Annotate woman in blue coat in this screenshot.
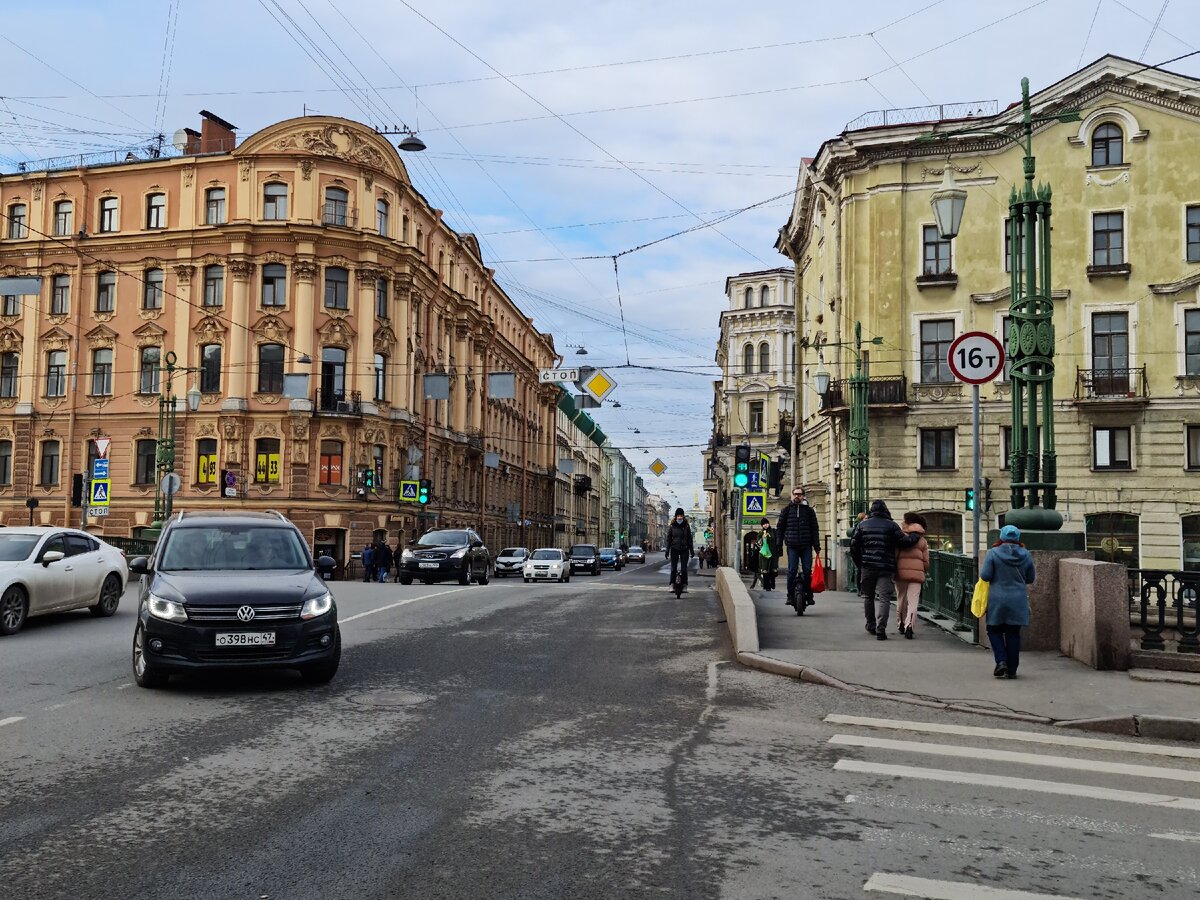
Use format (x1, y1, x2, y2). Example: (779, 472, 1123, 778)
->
(980, 524, 1036, 679)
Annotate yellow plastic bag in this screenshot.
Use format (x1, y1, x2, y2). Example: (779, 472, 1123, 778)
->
(970, 579, 989, 618)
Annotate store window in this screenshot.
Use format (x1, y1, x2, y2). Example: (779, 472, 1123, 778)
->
(1086, 512, 1139, 567)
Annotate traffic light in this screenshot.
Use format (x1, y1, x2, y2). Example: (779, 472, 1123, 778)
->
(71, 473, 84, 508)
(964, 487, 976, 511)
(363, 467, 376, 491)
(983, 477, 993, 512)
(418, 478, 431, 505)
(733, 444, 751, 488)
(767, 459, 782, 494)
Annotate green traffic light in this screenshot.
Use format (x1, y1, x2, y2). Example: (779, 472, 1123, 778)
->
(733, 472, 749, 488)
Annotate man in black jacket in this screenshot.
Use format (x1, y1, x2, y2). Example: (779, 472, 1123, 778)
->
(666, 507, 694, 589)
(850, 499, 921, 640)
(776, 486, 820, 612)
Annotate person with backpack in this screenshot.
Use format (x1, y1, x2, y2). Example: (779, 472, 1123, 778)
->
(894, 512, 930, 639)
(980, 524, 1036, 678)
(850, 499, 921, 640)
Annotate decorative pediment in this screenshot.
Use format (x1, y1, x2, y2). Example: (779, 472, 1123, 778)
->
(969, 287, 1070, 305)
(141, 256, 164, 270)
(132, 321, 167, 348)
(197, 253, 227, 268)
(251, 313, 291, 344)
(39, 326, 72, 351)
(0, 328, 20, 353)
(253, 420, 281, 438)
(260, 251, 287, 264)
(195, 315, 228, 344)
(84, 324, 119, 350)
(1150, 272, 1200, 297)
(267, 124, 387, 173)
(373, 323, 396, 352)
(321, 254, 354, 270)
(317, 317, 356, 348)
(460, 233, 483, 262)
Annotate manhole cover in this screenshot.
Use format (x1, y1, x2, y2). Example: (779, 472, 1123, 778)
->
(348, 690, 430, 708)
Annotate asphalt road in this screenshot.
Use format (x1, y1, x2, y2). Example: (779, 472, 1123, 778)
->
(2, 560, 1199, 899)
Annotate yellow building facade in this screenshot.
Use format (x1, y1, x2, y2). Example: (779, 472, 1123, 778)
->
(778, 55, 1200, 569)
(0, 113, 561, 570)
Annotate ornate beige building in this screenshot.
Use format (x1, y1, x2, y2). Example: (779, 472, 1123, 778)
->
(0, 112, 561, 570)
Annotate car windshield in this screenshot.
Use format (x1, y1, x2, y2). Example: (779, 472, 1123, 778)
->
(418, 530, 469, 547)
(499, 548, 526, 558)
(158, 526, 310, 571)
(530, 549, 561, 560)
(0, 534, 40, 561)
(570, 546, 595, 557)
(600, 549, 617, 556)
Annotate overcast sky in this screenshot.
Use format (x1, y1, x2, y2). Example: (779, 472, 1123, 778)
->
(2, 0, 1196, 512)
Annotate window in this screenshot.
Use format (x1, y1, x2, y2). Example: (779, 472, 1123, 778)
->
(1187, 310, 1200, 376)
(0, 440, 10, 485)
(742, 343, 754, 374)
(1085, 512, 1139, 567)
(263, 182, 288, 220)
(134, 439, 157, 484)
(922, 225, 952, 275)
(1, 295, 15, 316)
(205, 187, 226, 225)
(139, 346, 160, 394)
(320, 347, 346, 401)
(1093, 426, 1132, 470)
(7, 203, 27, 239)
(45, 350, 66, 396)
(98, 197, 118, 232)
(323, 187, 349, 226)
(760, 285, 770, 307)
(39, 440, 60, 485)
(145, 192, 166, 229)
(261, 263, 286, 307)
(1091, 123, 1123, 167)
(375, 277, 388, 318)
(203, 264, 224, 307)
(919, 428, 956, 470)
(200, 343, 222, 393)
(758, 342, 770, 374)
(257, 343, 284, 394)
(51, 275, 70, 315)
(1187, 427, 1200, 471)
(1091, 311, 1130, 394)
(53, 200, 72, 236)
(0, 351, 16, 398)
(96, 271, 117, 312)
(748, 400, 764, 434)
(1183, 514, 1200, 571)
(919, 511, 963, 554)
(1188, 206, 1200, 263)
(319, 439, 343, 485)
(1092, 212, 1124, 266)
(376, 198, 389, 236)
(196, 438, 218, 484)
(254, 438, 281, 483)
(141, 267, 164, 310)
(90, 348, 113, 396)
(373, 353, 386, 402)
(744, 287, 753, 308)
(920, 319, 954, 383)
(373, 443, 385, 490)
(401, 213, 409, 243)
(324, 266, 348, 309)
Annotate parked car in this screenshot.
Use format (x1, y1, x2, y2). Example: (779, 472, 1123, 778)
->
(0, 528, 129, 636)
(599, 547, 624, 570)
(127, 511, 339, 688)
(626, 547, 646, 564)
(523, 548, 568, 583)
(568, 544, 601, 576)
(398, 528, 490, 585)
(494, 547, 529, 578)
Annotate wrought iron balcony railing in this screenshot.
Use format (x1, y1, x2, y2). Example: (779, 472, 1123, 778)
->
(821, 375, 908, 411)
(314, 389, 363, 417)
(1074, 366, 1148, 401)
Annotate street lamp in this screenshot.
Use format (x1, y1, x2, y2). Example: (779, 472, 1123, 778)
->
(150, 350, 204, 530)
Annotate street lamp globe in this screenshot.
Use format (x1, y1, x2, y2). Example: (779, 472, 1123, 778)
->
(185, 387, 202, 412)
(813, 370, 831, 396)
(930, 164, 967, 240)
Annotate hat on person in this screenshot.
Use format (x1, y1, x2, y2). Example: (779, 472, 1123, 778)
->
(760, 517, 770, 526)
(999, 524, 1021, 542)
(674, 507, 685, 517)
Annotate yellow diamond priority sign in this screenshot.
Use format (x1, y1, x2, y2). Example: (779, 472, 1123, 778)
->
(581, 368, 617, 403)
(649, 458, 667, 477)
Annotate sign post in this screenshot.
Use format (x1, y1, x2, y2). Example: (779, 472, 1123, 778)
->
(947, 331, 1006, 564)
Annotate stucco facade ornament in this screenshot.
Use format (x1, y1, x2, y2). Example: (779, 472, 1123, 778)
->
(299, 159, 314, 180)
(1086, 169, 1130, 187)
(182, 164, 194, 187)
(201, 393, 221, 406)
(195, 315, 227, 343)
(138, 306, 165, 321)
(356, 266, 383, 284)
(239, 159, 252, 182)
(913, 383, 964, 402)
(251, 313, 291, 344)
(0, 328, 19, 352)
(373, 323, 396, 353)
(253, 420, 281, 438)
(173, 264, 195, 283)
(261, 251, 286, 264)
(42, 396, 64, 410)
(197, 421, 217, 438)
(320, 423, 346, 440)
(32, 181, 42, 200)
(93, 310, 115, 325)
(1176, 375, 1200, 397)
(276, 124, 388, 172)
(253, 392, 283, 405)
(362, 169, 374, 189)
(0, 425, 11, 438)
(85, 324, 118, 350)
(317, 317, 356, 348)
(292, 258, 318, 281)
(135, 393, 158, 408)
(229, 258, 255, 280)
(40, 327, 71, 352)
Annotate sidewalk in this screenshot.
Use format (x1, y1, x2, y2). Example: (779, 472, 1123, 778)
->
(745, 581, 1200, 738)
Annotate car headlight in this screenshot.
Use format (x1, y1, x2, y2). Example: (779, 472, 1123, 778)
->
(449, 547, 468, 559)
(147, 593, 187, 623)
(401, 548, 414, 561)
(301, 592, 334, 620)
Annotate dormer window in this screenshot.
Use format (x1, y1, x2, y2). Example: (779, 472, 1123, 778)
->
(1091, 123, 1123, 167)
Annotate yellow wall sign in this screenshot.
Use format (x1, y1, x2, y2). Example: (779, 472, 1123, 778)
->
(255, 452, 281, 484)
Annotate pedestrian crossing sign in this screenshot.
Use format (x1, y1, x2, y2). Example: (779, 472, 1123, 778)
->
(742, 490, 765, 517)
(89, 479, 111, 507)
(399, 480, 419, 502)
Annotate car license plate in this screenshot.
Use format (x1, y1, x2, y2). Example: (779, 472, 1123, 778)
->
(419, 562, 440, 568)
(215, 632, 275, 647)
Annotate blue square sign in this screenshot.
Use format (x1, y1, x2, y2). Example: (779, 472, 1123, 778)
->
(92, 459, 109, 479)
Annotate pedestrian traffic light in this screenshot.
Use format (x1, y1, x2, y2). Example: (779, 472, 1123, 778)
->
(363, 467, 376, 491)
(983, 477, 993, 512)
(733, 444, 751, 488)
(964, 487, 976, 511)
(418, 478, 431, 505)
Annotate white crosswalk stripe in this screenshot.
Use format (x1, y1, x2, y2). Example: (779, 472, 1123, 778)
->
(864, 872, 1083, 899)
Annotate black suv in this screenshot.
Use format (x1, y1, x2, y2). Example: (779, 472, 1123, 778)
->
(128, 511, 339, 688)
(398, 528, 490, 585)
(568, 544, 601, 575)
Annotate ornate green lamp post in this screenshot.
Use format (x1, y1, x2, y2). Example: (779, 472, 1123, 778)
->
(148, 350, 202, 533)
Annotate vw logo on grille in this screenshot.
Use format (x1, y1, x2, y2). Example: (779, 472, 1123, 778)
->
(236, 605, 256, 622)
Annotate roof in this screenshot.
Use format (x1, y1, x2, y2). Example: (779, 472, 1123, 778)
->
(724, 267, 794, 294)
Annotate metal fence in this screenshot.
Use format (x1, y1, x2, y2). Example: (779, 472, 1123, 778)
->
(844, 100, 998, 132)
(1128, 569, 1200, 654)
(921, 550, 979, 641)
(102, 536, 157, 558)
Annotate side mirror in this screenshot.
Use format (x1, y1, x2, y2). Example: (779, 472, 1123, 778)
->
(128, 556, 150, 576)
(41, 549, 65, 567)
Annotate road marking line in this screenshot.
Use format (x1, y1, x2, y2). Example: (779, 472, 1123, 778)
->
(339, 587, 471, 623)
(117, 683, 132, 690)
(864, 872, 1081, 898)
(825, 714, 1200, 760)
(834, 759, 1200, 812)
(830, 734, 1200, 785)
(1151, 832, 1200, 843)
(0, 716, 24, 728)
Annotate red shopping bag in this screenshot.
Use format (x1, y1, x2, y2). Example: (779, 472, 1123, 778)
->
(810, 555, 826, 593)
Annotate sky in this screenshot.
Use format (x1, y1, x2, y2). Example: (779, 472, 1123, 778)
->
(1, 0, 1197, 512)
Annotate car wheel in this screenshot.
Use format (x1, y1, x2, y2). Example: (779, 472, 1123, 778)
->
(132, 624, 168, 688)
(478, 565, 489, 586)
(90, 574, 123, 618)
(0, 585, 28, 636)
(524, 577, 530, 583)
(458, 566, 472, 586)
(301, 628, 341, 684)
(399, 575, 413, 586)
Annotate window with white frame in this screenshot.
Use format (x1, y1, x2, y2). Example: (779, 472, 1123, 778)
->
(98, 197, 118, 232)
(920, 319, 954, 383)
(263, 183, 288, 220)
(374, 353, 387, 401)
(205, 187, 226, 225)
(742, 343, 754, 374)
(45, 350, 66, 397)
(143, 268, 164, 309)
(145, 192, 166, 229)
(7, 203, 27, 239)
(261, 263, 286, 307)
(51, 275, 70, 315)
(95, 271, 116, 312)
(1093, 426, 1132, 470)
(748, 400, 764, 434)
(376, 198, 389, 236)
(1186, 309, 1200, 376)
(139, 346, 160, 394)
(743, 286, 753, 309)
(0, 351, 16, 398)
(324, 187, 349, 226)
(375, 277, 389, 319)
(760, 285, 770, 307)
(922, 225, 951, 275)
(53, 200, 73, 236)
(1091, 123, 1123, 167)
(1187, 426, 1200, 471)
(203, 265, 224, 307)
(758, 342, 770, 374)
(1092, 212, 1124, 266)
(324, 267, 349, 309)
(2, 294, 18, 316)
(90, 348, 113, 396)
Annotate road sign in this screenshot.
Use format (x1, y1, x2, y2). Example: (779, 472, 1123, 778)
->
(92, 459, 109, 479)
(93, 437, 111, 459)
(580, 368, 617, 403)
(747, 471, 760, 489)
(758, 451, 770, 482)
(399, 479, 419, 502)
(947, 331, 1005, 385)
(539, 368, 579, 384)
(649, 458, 667, 477)
(742, 491, 766, 517)
(87, 506, 110, 518)
(160, 472, 181, 496)
(89, 479, 111, 507)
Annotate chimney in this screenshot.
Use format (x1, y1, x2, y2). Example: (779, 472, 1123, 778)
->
(183, 128, 202, 155)
(198, 110, 237, 153)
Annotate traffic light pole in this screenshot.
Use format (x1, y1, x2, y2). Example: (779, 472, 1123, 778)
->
(972, 383, 981, 563)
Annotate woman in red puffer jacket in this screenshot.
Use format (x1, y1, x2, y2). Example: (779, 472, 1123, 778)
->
(894, 512, 929, 639)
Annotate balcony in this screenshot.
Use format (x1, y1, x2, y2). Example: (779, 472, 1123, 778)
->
(1075, 367, 1148, 405)
(321, 204, 358, 228)
(314, 389, 363, 417)
(821, 375, 908, 412)
(466, 427, 483, 452)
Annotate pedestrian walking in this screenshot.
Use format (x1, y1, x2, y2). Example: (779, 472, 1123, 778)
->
(850, 499, 921, 640)
(894, 512, 930, 639)
(776, 486, 820, 612)
(980, 524, 1036, 679)
(698, 545, 706, 570)
(708, 546, 719, 568)
(361, 542, 375, 583)
(756, 518, 779, 591)
(375, 541, 394, 583)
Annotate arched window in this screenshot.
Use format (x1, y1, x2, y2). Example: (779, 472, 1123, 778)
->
(200, 343, 222, 393)
(742, 343, 755, 374)
(1091, 123, 1124, 167)
(323, 187, 349, 226)
(760, 285, 770, 307)
(376, 198, 389, 236)
(744, 286, 754, 308)
(1086, 512, 1139, 567)
(7, 203, 27, 239)
(759, 341, 770, 374)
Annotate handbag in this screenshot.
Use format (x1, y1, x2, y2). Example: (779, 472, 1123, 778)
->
(759, 538, 773, 559)
(970, 578, 989, 618)
(810, 555, 826, 593)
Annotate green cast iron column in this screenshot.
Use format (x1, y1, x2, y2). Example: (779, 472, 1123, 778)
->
(848, 321, 869, 523)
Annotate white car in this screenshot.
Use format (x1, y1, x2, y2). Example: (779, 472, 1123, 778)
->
(523, 548, 569, 583)
(0, 528, 129, 636)
(494, 547, 529, 578)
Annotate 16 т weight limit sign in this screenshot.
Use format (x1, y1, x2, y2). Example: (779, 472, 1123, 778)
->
(947, 331, 1005, 385)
